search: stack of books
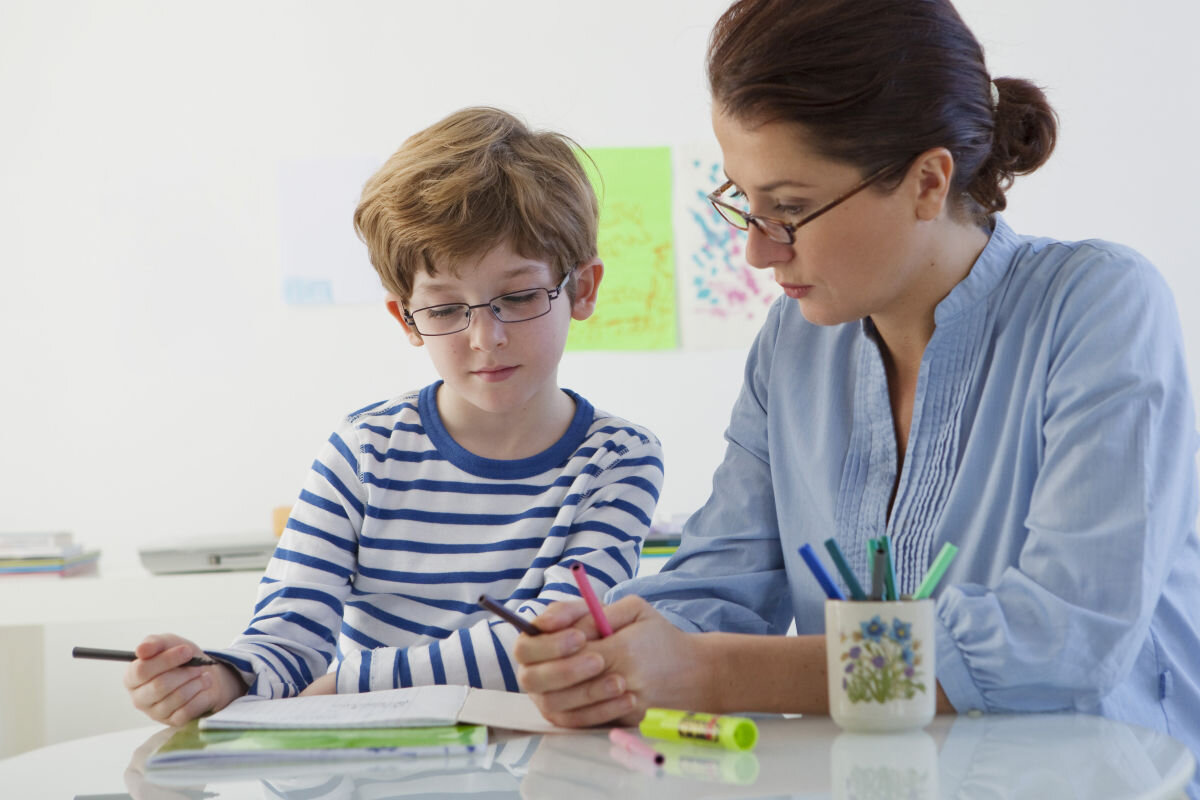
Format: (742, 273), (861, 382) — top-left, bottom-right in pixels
(0, 531), (100, 577)
(644, 513), (688, 556)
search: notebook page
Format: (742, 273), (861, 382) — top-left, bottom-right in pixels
(458, 689), (574, 734)
(200, 684), (470, 730)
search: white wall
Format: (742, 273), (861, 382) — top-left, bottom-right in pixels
(2, 0), (1198, 575)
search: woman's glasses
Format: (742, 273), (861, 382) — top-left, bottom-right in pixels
(708, 162), (904, 245)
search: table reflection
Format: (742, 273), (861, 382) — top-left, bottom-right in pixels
(117, 711), (1193, 800)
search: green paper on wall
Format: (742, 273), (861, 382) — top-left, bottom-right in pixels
(568, 147), (676, 351)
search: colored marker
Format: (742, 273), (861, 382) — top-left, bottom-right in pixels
(570, 562), (613, 637)
(870, 542), (887, 601)
(639, 708), (758, 752)
(72, 647), (216, 667)
(609, 728), (664, 765)
(913, 542), (959, 600)
(880, 536), (898, 601)
(823, 538), (866, 600)
(798, 543), (845, 600)
(477, 594), (541, 636)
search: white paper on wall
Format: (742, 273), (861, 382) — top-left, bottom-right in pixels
(672, 142), (779, 351)
(278, 156), (384, 306)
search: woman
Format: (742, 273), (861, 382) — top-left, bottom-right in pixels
(515, 0), (1200, 784)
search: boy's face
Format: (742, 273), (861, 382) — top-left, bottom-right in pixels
(389, 239), (601, 420)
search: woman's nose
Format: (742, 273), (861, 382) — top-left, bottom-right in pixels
(744, 223), (793, 270)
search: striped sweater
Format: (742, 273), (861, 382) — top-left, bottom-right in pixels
(208, 382), (663, 696)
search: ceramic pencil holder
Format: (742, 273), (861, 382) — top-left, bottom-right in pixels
(825, 599), (935, 732)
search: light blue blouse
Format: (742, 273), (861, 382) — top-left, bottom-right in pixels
(612, 216), (1200, 779)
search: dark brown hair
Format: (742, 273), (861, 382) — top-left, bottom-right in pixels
(707, 0), (1058, 220)
(354, 107), (598, 304)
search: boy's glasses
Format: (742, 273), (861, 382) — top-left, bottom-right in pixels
(708, 162), (904, 245)
(402, 271), (571, 336)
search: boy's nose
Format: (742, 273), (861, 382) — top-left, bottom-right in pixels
(467, 306), (508, 350)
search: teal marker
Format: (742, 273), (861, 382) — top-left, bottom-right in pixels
(823, 538), (866, 600)
(913, 542), (959, 600)
(880, 536), (898, 601)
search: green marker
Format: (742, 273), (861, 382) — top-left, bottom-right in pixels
(913, 542), (959, 600)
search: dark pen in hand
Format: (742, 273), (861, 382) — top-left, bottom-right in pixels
(478, 594), (541, 636)
(72, 646), (217, 667)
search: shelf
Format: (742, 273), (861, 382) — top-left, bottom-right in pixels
(0, 568), (263, 627)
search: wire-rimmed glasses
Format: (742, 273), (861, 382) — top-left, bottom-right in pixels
(707, 162), (905, 245)
(401, 271), (572, 336)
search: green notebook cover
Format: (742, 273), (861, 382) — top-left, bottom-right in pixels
(148, 720), (487, 768)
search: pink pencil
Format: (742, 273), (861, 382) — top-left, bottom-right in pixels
(570, 562), (613, 637)
(609, 727), (664, 766)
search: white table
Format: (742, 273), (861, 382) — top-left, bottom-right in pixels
(0, 711), (1193, 799)
(0, 568), (262, 755)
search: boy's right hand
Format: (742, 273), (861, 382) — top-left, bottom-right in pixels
(123, 633), (246, 726)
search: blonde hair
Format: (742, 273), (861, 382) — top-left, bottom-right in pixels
(354, 107), (599, 305)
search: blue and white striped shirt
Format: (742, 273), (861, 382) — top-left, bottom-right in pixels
(209, 382), (663, 696)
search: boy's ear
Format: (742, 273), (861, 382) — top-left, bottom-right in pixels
(569, 259), (603, 321)
(385, 294), (424, 347)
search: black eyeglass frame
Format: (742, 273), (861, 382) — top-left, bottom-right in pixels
(401, 270), (573, 336)
(707, 161), (908, 245)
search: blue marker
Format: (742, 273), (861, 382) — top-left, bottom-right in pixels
(799, 543), (846, 600)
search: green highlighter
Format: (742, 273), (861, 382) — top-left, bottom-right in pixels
(639, 708), (758, 751)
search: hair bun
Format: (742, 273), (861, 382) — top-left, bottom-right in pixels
(971, 77), (1059, 212)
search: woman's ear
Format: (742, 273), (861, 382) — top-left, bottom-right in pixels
(910, 147), (955, 221)
(385, 295), (424, 347)
(569, 259), (604, 321)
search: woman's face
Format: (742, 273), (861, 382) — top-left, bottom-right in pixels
(711, 108), (930, 328)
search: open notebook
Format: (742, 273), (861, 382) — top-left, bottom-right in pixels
(199, 685), (567, 734)
(147, 687), (566, 774)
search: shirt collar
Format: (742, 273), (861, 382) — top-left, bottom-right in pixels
(932, 214), (1021, 324)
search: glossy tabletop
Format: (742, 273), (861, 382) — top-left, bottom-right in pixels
(0, 712), (1193, 799)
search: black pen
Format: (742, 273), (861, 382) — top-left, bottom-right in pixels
(72, 646), (217, 667)
(478, 594), (541, 636)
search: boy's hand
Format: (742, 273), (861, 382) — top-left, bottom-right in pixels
(299, 672), (337, 696)
(516, 596), (704, 728)
(123, 633), (245, 726)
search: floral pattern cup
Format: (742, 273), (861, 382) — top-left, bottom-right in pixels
(825, 599), (936, 732)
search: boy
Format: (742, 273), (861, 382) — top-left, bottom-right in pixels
(124, 107), (664, 725)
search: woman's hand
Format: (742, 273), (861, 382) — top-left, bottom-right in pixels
(123, 633), (245, 726)
(516, 596), (710, 727)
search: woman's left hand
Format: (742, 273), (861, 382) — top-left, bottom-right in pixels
(517, 595), (710, 727)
